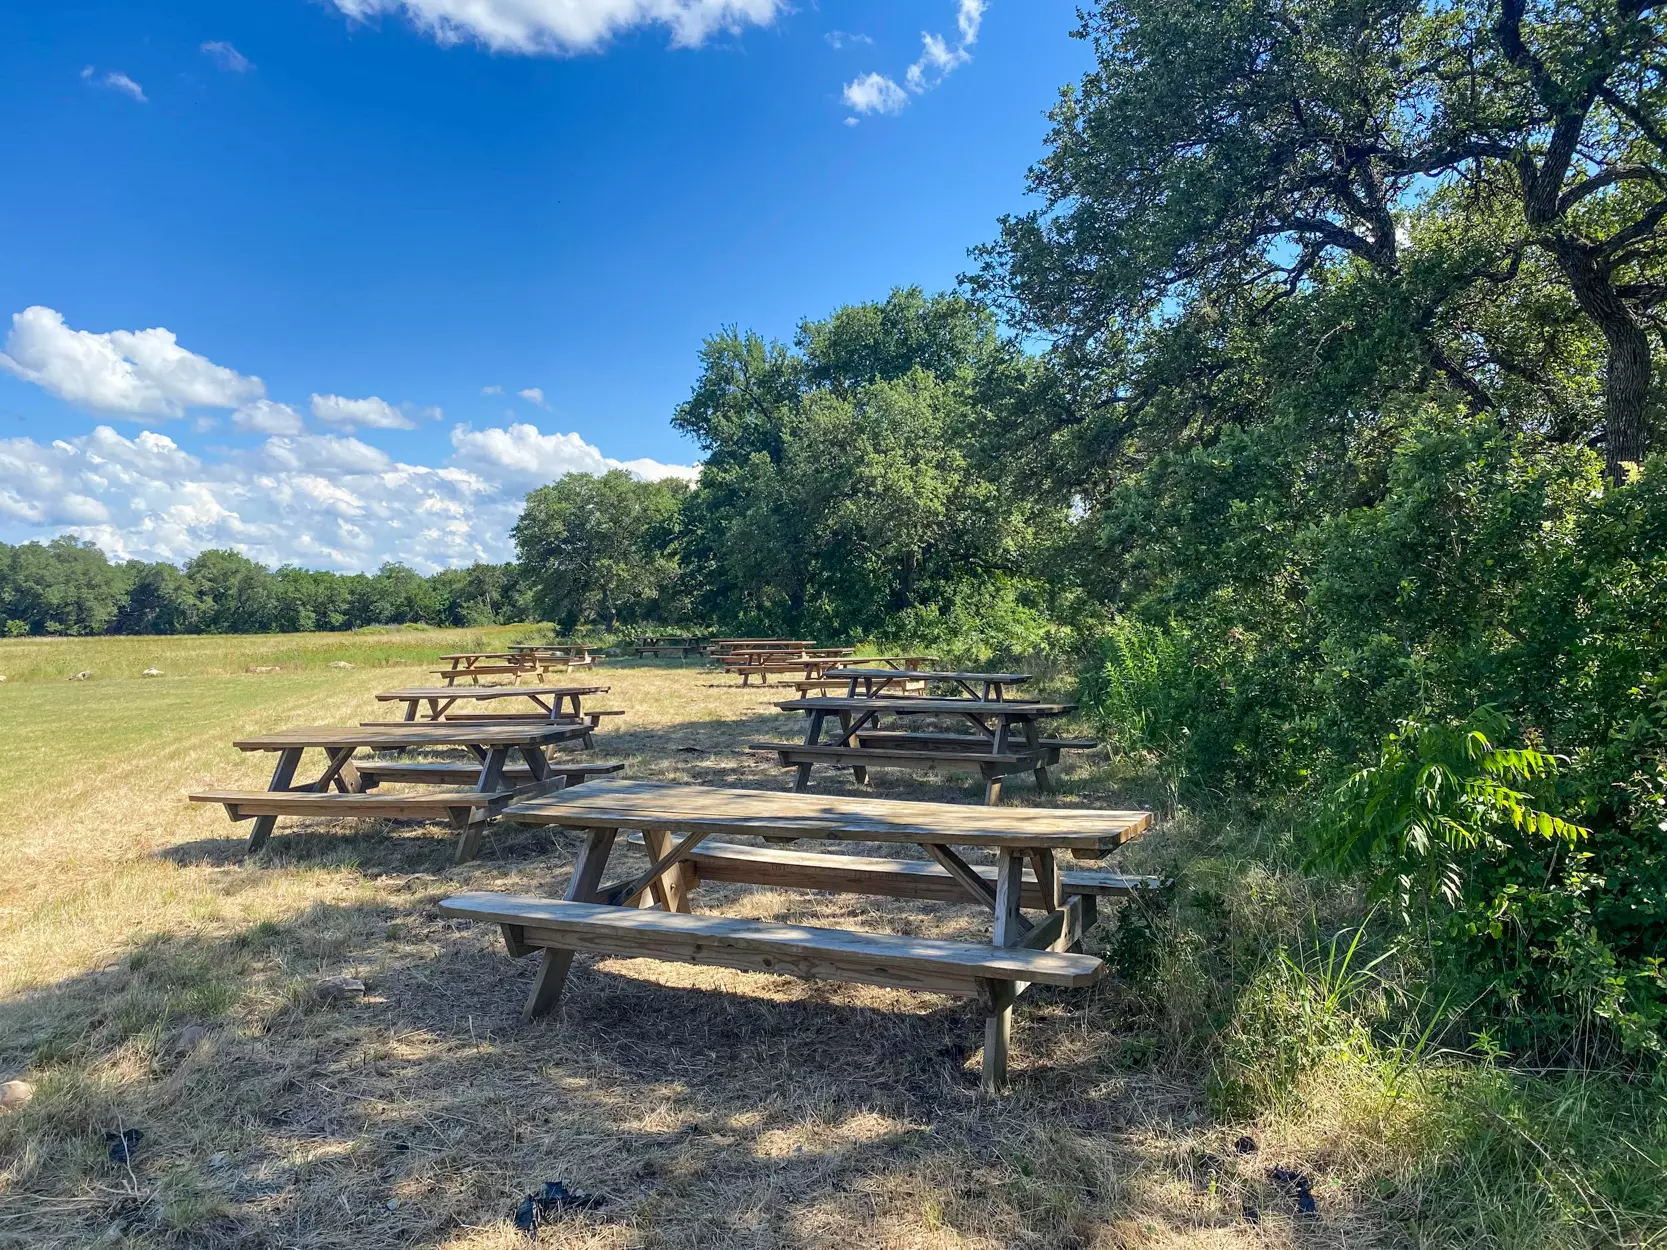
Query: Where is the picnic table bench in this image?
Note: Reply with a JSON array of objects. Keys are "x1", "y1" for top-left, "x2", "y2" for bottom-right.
[
  {"x1": 189, "y1": 721, "x2": 610, "y2": 863},
  {"x1": 448, "y1": 780, "x2": 1153, "y2": 1092},
  {"x1": 750, "y1": 696, "x2": 1094, "y2": 803}
]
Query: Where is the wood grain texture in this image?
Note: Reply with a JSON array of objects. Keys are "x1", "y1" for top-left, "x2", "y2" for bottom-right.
[
  {"x1": 232, "y1": 723, "x2": 586, "y2": 750},
  {"x1": 504, "y1": 779, "x2": 1151, "y2": 851},
  {"x1": 443, "y1": 893, "x2": 1107, "y2": 988}
]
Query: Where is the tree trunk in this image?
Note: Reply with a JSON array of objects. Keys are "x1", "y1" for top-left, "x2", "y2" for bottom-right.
[{"x1": 1545, "y1": 236, "x2": 1653, "y2": 481}]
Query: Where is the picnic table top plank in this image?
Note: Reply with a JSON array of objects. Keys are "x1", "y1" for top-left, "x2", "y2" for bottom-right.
[
  {"x1": 776, "y1": 696, "x2": 1076, "y2": 716},
  {"x1": 501, "y1": 779, "x2": 1150, "y2": 850},
  {"x1": 232, "y1": 722, "x2": 587, "y2": 751},
  {"x1": 823, "y1": 668, "x2": 1032, "y2": 683},
  {"x1": 374, "y1": 685, "x2": 609, "y2": 701}
]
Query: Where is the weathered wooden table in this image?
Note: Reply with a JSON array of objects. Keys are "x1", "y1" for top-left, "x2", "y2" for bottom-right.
[
  {"x1": 372, "y1": 684, "x2": 615, "y2": 740},
  {"x1": 189, "y1": 721, "x2": 595, "y2": 862},
  {"x1": 821, "y1": 668, "x2": 1033, "y2": 701},
  {"x1": 434, "y1": 652, "x2": 537, "y2": 685},
  {"x1": 443, "y1": 779, "x2": 1153, "y2": 1092},
  {"x1": 751, "y1": 696, "x2": 1086, "y2": 803}
]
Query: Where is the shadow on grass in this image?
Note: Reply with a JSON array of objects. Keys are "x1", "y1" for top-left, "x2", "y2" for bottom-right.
[{"x1": 0, "y1": 883, "x2": 1189, "y2": 1248}]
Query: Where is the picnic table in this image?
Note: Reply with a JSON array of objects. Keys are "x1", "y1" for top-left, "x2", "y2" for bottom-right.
[
  {"x1": 630, "y1": 636, "x2": 705, "y2": 658},
  {"x1": 189, "y1": 721, "x2": 615, "y2": 863},
  {"x1": 822, "y1": 668, "x2": 1032, "y2": 701},
  {"x1": 434, "y1": 652, "x2": 536, "y2": 685},
  {"x1": 785, "y1": 656, "x2": 942, "y2": 694},
  {"x1": 505, "y1": 643, "x2": 604, "y2": 672},
  {"x1": 370, "y1": 685, "x2": 621, "y2": 745},
  {"x1": 750, "y1": 696, "x2": 1094, "y2": 803},
  {"x1": 443, "y1": 779, "x2": 1154, "y2": 1092},
  {"x1": 720, "y1": 646, "x2": 858, "y2": 685}
]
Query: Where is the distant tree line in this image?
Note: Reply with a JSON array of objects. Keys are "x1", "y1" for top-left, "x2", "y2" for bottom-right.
[{"x1": 0, "y1": 539, "x2": 525, "y2": 636}]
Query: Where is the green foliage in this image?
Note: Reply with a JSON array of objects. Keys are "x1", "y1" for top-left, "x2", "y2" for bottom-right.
[
  {"x1": 0, "y1": 537, "x2": 526, "y2": 636},
  {"x1": 1318, "y1": 707, "x2": 1586, "y2": 913},
  {"x1": 673, "y1": 288, "x2": 1064, "y2": 639},
  {"x1": 512, "y1": 469, "x2": 688, "y2": 629}
]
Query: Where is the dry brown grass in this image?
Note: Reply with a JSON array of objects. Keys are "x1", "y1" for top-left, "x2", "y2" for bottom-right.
[{"x1": 0, "y1": 646, "x2": 1403, "y2": 1248}]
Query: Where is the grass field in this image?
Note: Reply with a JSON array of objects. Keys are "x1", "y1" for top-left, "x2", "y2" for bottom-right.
[{"x1": 0, "y1": 631, "x2": 1657, "y2": 1248}]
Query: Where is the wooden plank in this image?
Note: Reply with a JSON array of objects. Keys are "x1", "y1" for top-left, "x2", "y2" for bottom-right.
[
  {"x1": 751, "y1": 743, "x2": 1030, "y2": 766},
  {"x1": 776, "y1": 697, "x2": 1075, "y2": 716},
  {"x1": 504, "y1": 779, "x2": 1151, "y2": 851},
  {"x1": 233, "y1": 722, "x2": 585, "y2": 750},
  {"x1": 357, "y1": 760, "x2": 623, "y2": 786},
  {"x1": 443, "y1": 894, "x2": 1107, "y2": 989},
  {"x1": 523, "y1": 827, "x2": 619, "y2": 1019},
  {"x1": 376, "y1": 685, "x2": 608, "y2": 701},
  {"x1": 190, "y1": 788, "x2": 513, "y2": 819},
  {"x1": 622, "y1": 836, "x2": 1163, "y2": 903}
]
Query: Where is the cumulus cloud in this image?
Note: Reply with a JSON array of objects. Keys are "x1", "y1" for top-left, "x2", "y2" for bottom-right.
[
  {"x1": 0, "y1": 307, "x2": 265, "y2": 417},
  {"x1": 517, "y1": 386, "x2": 548, "y2": 408},
  {"x1": 0, "y1": 421, "x2": 698, "y2": 572},
  {"x1": 450, "y1": 422, "x2": 700, "y2": 485},
  {"x1": 201, "y1": 41, "x2": 252, "y2": 72},
  {"x1": 842, "y1": 72, "x2": 908, "y2": 116},
  {"x1": 844, "y1": 0, "x2": 986, "y2": 120},
  {"x1": 328, "y1": 0, "x2": 785, "y2": 55},
  {"x1": 231, "y1": 399, "x2": 305, "y2": 435},
  {"x1": 309, "y1": 393, "x2": 416, "y2": 430}
]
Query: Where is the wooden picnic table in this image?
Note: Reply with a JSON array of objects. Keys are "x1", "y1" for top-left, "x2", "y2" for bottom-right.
[
  {"x1": 189, "y1": 721, "x2": 599, "y2": 863},
  {"x1": 371, "y1": 685, "x2": 619, "y2": 744},
  {"x1": 751, "y1": 696, "x2": 1088, "y2": 803},
  {"x1": 823, "y1": 668, "x2": 1032, "y2": 701},
  {"x1": 448, "y1": 779, "x2": 1154, "y2": 1092}
]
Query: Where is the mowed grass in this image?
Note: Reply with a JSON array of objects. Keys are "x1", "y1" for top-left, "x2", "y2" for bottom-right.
[{"x1": 3, "y1": 631, "x2": 1635, "y2": 1248}]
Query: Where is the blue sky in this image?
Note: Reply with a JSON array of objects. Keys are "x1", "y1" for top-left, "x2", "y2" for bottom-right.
[{"x1": 0, "y1": 0, "x2": 1088, "y2": 571}]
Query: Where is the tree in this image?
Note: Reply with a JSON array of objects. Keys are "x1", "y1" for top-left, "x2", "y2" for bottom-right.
[
  {"x1": 185, "y1": 549, "x2": 278, "y2": 633},
  {"x1": 512, "y1": 471, "x2": 687, "y2": 628},
  {"x1": 977, "y1": 0, "x2": 1667, "y2": 480},
  {"x1": 672, "y1": 289, "x2": 1062, "y2": 634}
]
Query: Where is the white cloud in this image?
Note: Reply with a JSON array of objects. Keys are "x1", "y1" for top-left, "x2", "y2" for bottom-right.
[
  {"x1": 906, "y1": 0, "x2": 984, "y2": 90},
  {"x1": 843, "y1": 72, "x2": 908, "y2": 116},
  {"x1": 328, "y1": 0, "x2": 785, "y2": 55},
  {"x1": 96, "y1": 70, "x2": 148, "y2": 102},
  {"x1": 231, "y1": 399, "x2": 305, "y2": 435},
  {"x1": 517, "y1": 386, "x2": 549, "y2": 408},
  {"x1": 0, "y1": 307, "x2": 265, "y2": 417},
  {"x1": 450, "y1": 421, "x2": 699, "y2": 485},
  {"x1": 825, "y1": 31, "x2": 872, "y2": 50},
  {"x1": 0, "y1": 421, "x2": 698, "y2": 572},
  {"x1": 201, "y1": 41, "x2": 252, "y2": 72},
  {"x1": 481, "y1": 384, "x2": 504, "y2": 395},
  {"x1": 309, "y1": 393, "x2": 416, "y2": 430},
  {"x1": 845, "y1": 1, "x2": 986, "y2": 119}
]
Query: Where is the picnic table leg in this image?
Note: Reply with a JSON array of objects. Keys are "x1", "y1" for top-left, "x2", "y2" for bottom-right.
[
  {"x1": 641, "y1": 829, "x2": 693, "y2": 913},
  {"x1": 794, "y1": 710, "x2": 827, "y2": 793},
  {"x1": 1020, "y1": 719, "x2": 1050, "y2": 793},
  {"x1": 979, "y1": 849, "x2": 1030, "y2": 1094},
  {"x1": 979, "y1": 978, "x2": 1016, "y2": 1095},
  {"x1": 983, "y1": 769, "x2": 1003, "y2": 805},
  {"x1": 524, "y1": 827, "x2": 618, "y2": 1020},
  {"x1": 454, "y1": 747, "x2": 509, "y2": 864},
  {"x1": 247, "y1": 748, "x2": 304, "y2": 853},
  {"x1": 837, "y1": 712, "x2": 869, "y2": 785}
]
